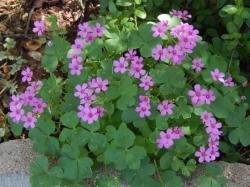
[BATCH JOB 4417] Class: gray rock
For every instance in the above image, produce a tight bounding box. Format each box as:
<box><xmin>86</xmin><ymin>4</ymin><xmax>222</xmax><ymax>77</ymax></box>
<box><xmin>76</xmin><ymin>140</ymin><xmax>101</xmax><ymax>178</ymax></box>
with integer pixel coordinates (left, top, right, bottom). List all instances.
<box><xmin>1</xmin><ymin>139</ymin><xmax>250</xmax><ymax>187</ymax></box>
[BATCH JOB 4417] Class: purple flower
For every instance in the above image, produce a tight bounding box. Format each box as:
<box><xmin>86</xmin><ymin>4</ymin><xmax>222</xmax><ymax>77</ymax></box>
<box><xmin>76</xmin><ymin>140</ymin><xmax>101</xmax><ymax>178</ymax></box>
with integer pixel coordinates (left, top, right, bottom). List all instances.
<box><xmin>166</xmin><ymin>45</ymin><xmax>185</xmax><ymax>65</ymax></box>
<box><xmin>89</xmin><ymin>77</ymin><xmax>109</xmax><ymax>93</ymax></box>
<box><xmin>171</xmin><ymin>127</ymin><xmax>184</xmax><ymax>140</ymax></box>
<box><xmin>22</xmin><ymin>112</ymin><xmax>37</xmax><ymax>128</ymax></box>
<box><xmin>124</xmin><ymin>50</ymin><xmax>137</xmax><ymax>60</ymax></box>
<box><xmin>188</xmin><ymin>84</ymin><xmax>206</xmax><ymax>106</ymax></box>
<box><xmin>129</xmin><ymin>62</ymin><xmax>146</xmax><ymax>79</ymax></box>
<box><xmin>95</xmin><ymin>106</ymin><xmax>105</xmax><ymax>118</ymax></box>
<box><xmin>31</xmin><ymin>98</ymin><xmax>47</xmax><ymax>113</ymax></box>
<box><xmin>206</xmin><ymin>121</ymin><xmax>222</xmax><ymax>135</ymax></box>
<box><xmin>9</xmin><ymin>105</ymin><xmax>24</xmax><ymax>123</ymax></box>
<box><xmin>113</xmin><ymin>57</ymin><xmax>128</xmax><ymax>74</ymax></box>
<box><xmin>78</xmin><ymin>22</ymin><xmax>90</xmax><ymax>38</ymax></box>
<box><xmin>211</xmin><ymin>69</ymin><xmax>225</xmax><ymax>82</ymax></box>
<box><xmin>157</xmin><ymin>100</ymin><xmax>175</xmax><ymax>116</ymax></box>
<box><xmin>72</xmin><ymin>38</ymin><xmax>84</xmax><ymax>49</ymax></box>
<box><xmin>21</xmin><ymin>67</ymin><xmax>33</xmax><ymax>82</ymax></box>
<box><xmin>26</xmin><ymin>81</ymin><xmax>43</xmax><ymax>94</ymax></box>
<box><xmin>93</xmin><ymin>23</ymin><xmax>104</xmax><ymax>37</ymax></box>
<box><xmin>135</xmin><ymin>96</ymin><xmax>151</xmax><ymax>118</ymax></box>
<box><xmin>78</xmin><ymin>105</ymin><xmax>98</xmax><ymax>124</ymax></box>
<box><xmin>74</xmin><ymin>83</ymin><xmax>89</xmax><ymax>99</ymax></box>
<box><xmin>156</xmin><ymin>130</ymin><xmax>174</xmax><ymax>149</ymax></box>
<box><xmin>192</xmin><ymin>58</ymin><xmax>204</xmax><ymax>72</ymax></box>
<box><xmin>207</xmin><ymin>147</ymin><xmax>220</xmax><ymax>161</ymax></box>
<box><xmin>195</xmin><ymin>146</ymin><xmax>211</xmax><ymax>163</ymax></box>
<box><xmin>152</xmin><ymin>44</ymin><xmax>168</xmax><ymax>61</ymax></box>
<box><xmin>169</xmin><ymin>9</ymin><xmax>192</xmax><ymax>21</ymax></box>
<box><xmin>203</xmin><ymin>89</ymin><xmax>216</xmax><ymax>104</ymax></box>
<box><xmin>200</xmin><ymin>111</ymin><xmax>214</xmax><ymax>125</ymax></box>
<box><xmin>139</xmin><ymin>75</ymin><xmax>154</xmax><ymax>91</ymax></box>
<box><xmin>223</xmin><ymin>76</ymin><xmax>235</xmax><ymax>87</ymax></box>
<box><xmin>32</xmin><ymin>20</ymin><xmax>45</xmax><ymax>36</ymax></box>
<box><xmin>69</xmin><ymin>61</ymin><xmax>83</xmax><ymax>76</ymax></box>
<box><xmin>131</xmin><ymin>56</ymin><xmax>143</xmax><ymax>65</ymax></box>
<box><xmin>151</xmin><ymin>21</ymin><xmax>168</xmax><ymax>38</ymax></box>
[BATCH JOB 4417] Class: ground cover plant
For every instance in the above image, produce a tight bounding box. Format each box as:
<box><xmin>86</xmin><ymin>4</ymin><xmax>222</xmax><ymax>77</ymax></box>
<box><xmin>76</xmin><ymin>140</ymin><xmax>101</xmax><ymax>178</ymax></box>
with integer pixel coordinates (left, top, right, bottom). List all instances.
<box><xmin>7</xmin><ymin>8</ymin><xmax>250</xmax><ymax>187</ymax></box>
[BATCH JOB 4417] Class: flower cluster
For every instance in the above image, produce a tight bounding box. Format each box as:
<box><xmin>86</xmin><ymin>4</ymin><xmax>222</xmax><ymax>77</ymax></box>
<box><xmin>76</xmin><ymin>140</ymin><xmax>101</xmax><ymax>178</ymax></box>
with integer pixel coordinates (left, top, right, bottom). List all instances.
<box><xmin>169</xmin><ymin>9</ymin><xmax>192</xmax><ymax>21</ymax></box>
<box><xmin>195</xmin><ymin>111</ymin><xmax>222</xmax><ymax>163</ymax></box>
<box><xmin>152</xmin><ymin>22</ymin><xmax>199</xmax><ymax>65</ymax></box>
<box><xmin>74</xmin><ymin>77</ymin><xmax>108</xmax><ymax>124</ymax></box>
<box><xmin>9</xmin><ymin>68</ymin><xmax>46</xmax><ymax>128</ymax></box>
<box><xmin>211</xmin><ymin>68</ymin><xmax>235</xmax><ymax>87</ymax></box>
<box><xmin>188</xmin><ymin>84</ymin><xmax>216</xmax><ymax>106</ymax></box>
<box><xmin>156</xmin><ymin>127</ymin><xmax>184</xmax><ymax>149</ymax></box>
<box><xmin>68</xmin><ymin>22</ymin><xmax>104</xmax><ymax>76</ymax></box>
<box><xmin>32</xmin><ymin>20</ymin><xmax>45</xmax><ymax>36</ymax></box>
<box><xmin>113</xmin><ymin>50</ymin><xmax>154</xmax><ymax>91</ymax></box>
<box><xmin>135</xmin><ymin>95</ymin><xmax>151</xmax><ymax>118</ymax></box>
<box><xmin>157</xmin><ymin>100</ymin><xmax>175</xmax><ymax>116</ymax></box>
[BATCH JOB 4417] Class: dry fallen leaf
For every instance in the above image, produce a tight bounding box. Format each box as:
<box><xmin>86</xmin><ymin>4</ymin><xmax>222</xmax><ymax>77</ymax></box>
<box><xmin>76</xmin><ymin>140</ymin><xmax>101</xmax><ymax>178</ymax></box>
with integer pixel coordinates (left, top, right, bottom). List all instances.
<box><xmin>24</xmin><ymin>38</ymin><xmax>46</xmax><ymax>51</ymax></box>
<box><xmin>28</xmin><ymin>51</ymin><xmax>42</xmax><ymax>61</ymax></box>
<box><xmin>0</xmin><ymin>23</ymin><xmax>7</xmax><ymax>32</ymax></box>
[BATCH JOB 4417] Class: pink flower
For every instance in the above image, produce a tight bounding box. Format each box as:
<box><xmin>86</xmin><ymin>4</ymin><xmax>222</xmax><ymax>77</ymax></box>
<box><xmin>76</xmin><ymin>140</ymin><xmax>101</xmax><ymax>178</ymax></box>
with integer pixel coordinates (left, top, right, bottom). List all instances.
<box><xmin>131</xmin><ymin>56</ymin><xmax>143</xmax><ymax>65</ymax></box>
<box><xmin>74</xmin><ymin>83</ymin><xmax>89</xmax><ymax>99</ymax></box>
<box><xmin>93</xmin><ymin>23</ymin><xmax>104</xmax><ymax>37</ymax></box>
<box><xmin>207</xmin><ymin>146</ymin><xmax>220</xmax><ymax>161</ymax></box>
<box><xmin>95</xmin><ymin>106</ymin><xmax>105</xmax><ymax>118</ymax></box>
<box><xmin>78</xmin><ymin>105</ymin><xmax>98</xmax><ymax>124</ymax></box>
<box><xmin>20</xmin><ymin>92</ymin><xmax>36</xmax><ymax>106</ymax></box>
<box><xmin>157</xmin><ymin>100</ymin><xmax>175</xmax><ymax>116</ymax></box>
<box><xmin>21</xmin><ymin>67</ymin><xmax>33</xmax><ymax>82</ymax></box>
<box><xmin>166</xmin><ymin>45</ymin><xmax>185</xmax><ymax>65</ymax></box>
<box><xmin>152</xmin><ymin>21</ymin><xmax>168</xmax><ymax>38</ymax></box>
<box><xmin>203</xmin><ymin>89</ymin><xmax>216</xmax><ymax>104</ymax></box>
<box><xmin>208</xmin><ymin>137</ymin><xmax>219</xmax><ymax>149</ymax></box>
<box><xmin>72</xmin><ymin>38</ymin><xmax>84</xmax><ymax>49</ymax></box>
<box><xmin>139</xmin><ymin>75</ymin><xmax>154</xmax><ymax>91</ymax></box>
<box><xmin>152</xmin><ymin>44</ymin><xmax>168</xmax><ymax>61</ymax></box>
<box><xmin>188</xmin><ymin>84</ymin><xmax>206</xmax><ymax>106</ymax></box>
<box><xmin>206</xmin><ymin>121</ymin><xmax>222</xmax><ymax>135</ymax></box>
<box><xmin>192</xmin><ymin>58</ymin><xmax>204</xmax><ymax>72</ymax></box>
<box><xmin>200</xmin><ymin>111</ymin><xmax>213</xmax><ymax>125</ymax></box>
<box><xmin>172</xmin><ymin>127</ymin><xmax>184</xmax><ymax>140</ymax></box>
<box><xmin>211</xmin><ymin>69</ymin><xmax>225</xmax><ymax>82</ymax></box>
<box><xmin>22</xmin><ymin>112</ymin><xmax>37</xmax><ymax>128</ymax></box>
<box><xmin>169</xmin><ymin>9</ymin><xmax>192</xmax><ymax>21</ymax></box>
<box><xmin>156</xmin><ymin>130</ymin><xmax>174</xmax><ymax>149</ymax></box>
<box><xmin>223</xmin><ymin>76</ymin><xmax>235</xmax><ymax>87</ymax></box>
<box><xmin>80</xmin><ymin>89</ymin><xmax>96</xmax><ymax>105</ymax></box>
<box><xmin>26</xmin><ymin>81</ymin><xmax>43</xmax><ymax>93</ymax></box>
<box><xmin>195</xmin><ymin>146</ymin><xmax>211</xmax><ymax>163</ymax></box>
<box><xmin>89</xmin><ymin>77</ymin><xmax>109</xmax><ymax>93</ymax></box>
<box><xmin>129</xmin><ymin>62</ymin><xmax>146</xmax><ymax>79</ymax></box>
<box><xmin>113</xmin><ymin>57</ymin><xmax>128</xmax><ymax>74</ymax></box>
<box><xmin>135</xmin><ymin>96</ymin><xmax>151</xmax><ymax>118</ymax></box>
<box><xmin>124</xmin><ymin>50</ymin><xmax>137</xmax><ymax>60</ymax></box>
<box><xmin>31</xmin><ymin>98</ymin><xmax>47</xmax><ymax>113</ymax></box>
<box><xmin>78</xmin><ymin>22</ymin><xmax>90</xmax><ymax>38</ymax></box>
<box><xmin>9</xmin><ymin>95</ymin><xmax>23</xmax><ymax>108</ymax></box>
<box><xmin>9</xmin><ymin>105</ymin><xmax>24</xmax><ymax>123</ymax></box>
<box><xmin>69</xmin><ymin>61</ymin><xmax>83</xmax><ymax>76</ymax></box>
<box><xmin>32</xmin><ymin>20</ymin><xmax>45</xmax><ymax>36</ymax></box>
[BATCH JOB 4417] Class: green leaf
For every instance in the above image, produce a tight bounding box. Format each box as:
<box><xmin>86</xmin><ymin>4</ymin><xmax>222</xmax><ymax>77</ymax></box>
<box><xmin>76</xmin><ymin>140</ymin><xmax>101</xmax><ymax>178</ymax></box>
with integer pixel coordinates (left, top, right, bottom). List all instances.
<box><xmin>135</xmin><ymin>7</ymin><xmax>147</xmax><ymax>19</ymax></box>
<box><xmin>58</xmin><ymin>157</ymin><xmax>93</xmax><ymax>180</ymax></box>
<box><xmin>162</xmin><ymin>171</ymin><xmax>183</xmax><ymax>187</ymax></box>
<box><xmin>60</xmin><ymin>111</ymin><xmax>79</xmax><ymax>128</ymax></box>
<box><xmin>30</xmin><ymin>155</ymin><xmax>49</xmax><ymax>175</ymax></box>
<box><xmin>196</xmin><ymin>176</ymin><xmax>221</xmax><ymax>187</ymax></box>
<box><xmin>88</xmin><ymin>133</ymin><xmax>107</xmax><ymax>154</ymax></box>
<box><xmin>160</xmin><ymin>152</ymin><xmax>174</xmax><ymax>170</ymax></box>
<box><xmin>126</xmin><ymin>146</ymin><xmax>146</xmax><ymax>169</ymax></box>
<box><xmin>221</xmin><ymin>5</ymin><xmax>238</xmax><ymax>15</ymax></box>
<box><xmin>112</xmin><ymin>123</ymin><xmax>135</xmax><ymax>148</ymax></box>
<box><xmin>225</xmin><ymin>106</ymin><xmax>246</xmax><ymax>127</ymax></box>
<box><xmin>104</xmin><ymin>147</ymin><xmax>127</xmax><ymax>170</ymax></box>
<box><xmin>41</xmin><ymin>55</ymin><xmax>58</xmax><ymax>73</ymax></box>
<box><xmin>116</xmin><ymin>0</ymin><xmax>132</xmax><ymax>6</ymax></box>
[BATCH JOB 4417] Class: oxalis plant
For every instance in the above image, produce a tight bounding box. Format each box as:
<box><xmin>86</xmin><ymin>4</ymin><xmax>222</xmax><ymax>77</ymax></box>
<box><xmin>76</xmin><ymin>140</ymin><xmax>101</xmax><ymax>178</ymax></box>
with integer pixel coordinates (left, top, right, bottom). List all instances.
<box><xmin>7</xmin><ymin>12</ymin><xmax>249</xmax><ymax>187</ymax></box>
